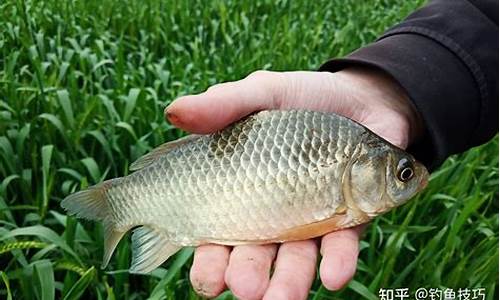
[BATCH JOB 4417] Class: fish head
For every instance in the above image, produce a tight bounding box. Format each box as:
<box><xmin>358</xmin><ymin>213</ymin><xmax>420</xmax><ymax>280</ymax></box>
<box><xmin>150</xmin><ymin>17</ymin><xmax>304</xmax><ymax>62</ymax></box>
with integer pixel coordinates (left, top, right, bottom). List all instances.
<box><xmin>383</xmin><ymin>148</ymin><xmax>429</xmax><ymax>207</ymax></box>
<box><xmin>347</xmin><ymin>138</ymin><xmax>429</xmax><ymax>216</ymax></box>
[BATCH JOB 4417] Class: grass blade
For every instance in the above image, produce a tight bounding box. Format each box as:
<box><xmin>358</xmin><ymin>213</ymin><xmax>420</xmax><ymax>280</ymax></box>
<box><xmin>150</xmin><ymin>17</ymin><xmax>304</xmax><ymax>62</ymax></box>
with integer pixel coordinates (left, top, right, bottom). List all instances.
<box><xmin>56</xmin><ymin>90</ymin><xmax>75</xmax><ymax>128</ymax></box>
<box><xmin>41</xmin><ymin>145</ymin><xmax>54</xmax><ymax>218</ymax></box>
<box><xmin>148</xmin><ymin>248</ymin><xmax>194</xmax><ymax>300</ymax></box>
<box><xmin>80</xmin><ymin>157</ymin><xmax>101</xmax><ymax>184</ymax></box>
<box><xmin>62</xmin><ymin>266</ymin><xmax>96</xmax><ymax>300</ymax></box>
<box><xmin>347</xmin><ymin>280</ymin><xmax>378</xmax><ymax>300</ymax></box>
<box><xmin>0</xmin><ymin>271</ymin><xmax>13</xmax><ymax>300</ymax></box>
<box><xmin>0</xmin><ymin>225</ymin><xmax>82</xmax><ymax>264</ymax></box>
<box><xmin>123</xmin><ymin>88</ymin><xmax>141</xmax><ymax>122</ymax></box>
<box><xmin>33</xmin><ymin>259</ymin><xmax>55</xmax><ymax>300</ymax></box>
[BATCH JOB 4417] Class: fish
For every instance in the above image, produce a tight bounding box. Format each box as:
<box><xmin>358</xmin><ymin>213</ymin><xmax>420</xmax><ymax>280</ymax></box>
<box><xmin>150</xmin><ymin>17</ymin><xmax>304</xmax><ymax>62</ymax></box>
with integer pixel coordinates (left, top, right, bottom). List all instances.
<box><xmin>61</xmin><ymin>109</ymin><xmax>429</xmax><ymax>274</ymax></box>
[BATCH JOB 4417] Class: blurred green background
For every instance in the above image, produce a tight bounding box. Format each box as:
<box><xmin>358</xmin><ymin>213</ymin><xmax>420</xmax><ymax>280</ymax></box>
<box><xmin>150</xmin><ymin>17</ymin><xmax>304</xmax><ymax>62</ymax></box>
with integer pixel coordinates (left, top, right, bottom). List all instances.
<box><xmin>0</xmin><ymin>0</ymin><xmax>497</xmax><ymax>299</ymax></box>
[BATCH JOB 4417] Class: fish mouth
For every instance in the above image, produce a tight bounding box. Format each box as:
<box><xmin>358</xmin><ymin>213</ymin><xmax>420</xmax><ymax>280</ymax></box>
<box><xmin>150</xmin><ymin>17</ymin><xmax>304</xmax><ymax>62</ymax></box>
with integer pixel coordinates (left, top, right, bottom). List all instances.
<box><xmin>419</xmin><ymin>176</ymin><xmax>428</xmax><ymax>190</ymax></box>
<box><xmin>418</xmin><ymin>166</ymin><xmax>430</xmax><ymax>191</ymax></box>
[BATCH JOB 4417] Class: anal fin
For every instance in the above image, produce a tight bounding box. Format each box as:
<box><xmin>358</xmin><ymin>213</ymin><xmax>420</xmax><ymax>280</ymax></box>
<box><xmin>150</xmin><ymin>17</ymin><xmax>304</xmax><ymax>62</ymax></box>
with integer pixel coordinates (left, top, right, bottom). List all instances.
<box><xmin>129</xmin><ymin>226</ymin><xmax>181</xmax><ymax>274</ymax></box>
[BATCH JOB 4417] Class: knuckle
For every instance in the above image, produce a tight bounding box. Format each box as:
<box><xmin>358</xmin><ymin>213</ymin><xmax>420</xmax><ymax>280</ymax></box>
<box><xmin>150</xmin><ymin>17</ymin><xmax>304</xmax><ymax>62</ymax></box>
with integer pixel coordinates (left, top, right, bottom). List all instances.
<box><xmin>206</xmin><ymin>82</ymin><xmax>228</xmax><ymax>92</ymax></box>
<box><xmin>245</xmin><ymin>70</ymin><xmax>286</xmax><ymax>108</ymax></box>
<box><xmin>282</xmin><ymin>242</ymin><xmax>318</xmax><ymax>262</ymax></box>
<box><xmin>246</xmin><ymin>70</ymin><xmax>275</xmax><ymax>80</ymax></box>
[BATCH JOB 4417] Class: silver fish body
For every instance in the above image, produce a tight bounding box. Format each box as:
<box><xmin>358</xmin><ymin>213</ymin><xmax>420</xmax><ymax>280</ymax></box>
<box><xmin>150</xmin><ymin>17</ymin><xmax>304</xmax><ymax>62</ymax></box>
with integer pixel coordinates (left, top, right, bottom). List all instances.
<box><xmin>62</xmin><ymin>109</ymin><xmax>428</xmax><ymax>273</ymax></box>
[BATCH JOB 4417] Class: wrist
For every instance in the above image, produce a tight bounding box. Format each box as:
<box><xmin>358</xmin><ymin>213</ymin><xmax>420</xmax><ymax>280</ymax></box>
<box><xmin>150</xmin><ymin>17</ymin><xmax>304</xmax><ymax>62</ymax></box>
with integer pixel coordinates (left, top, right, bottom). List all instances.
<box><xmin>333</xmin><ymin>66</ymin><xmax>424</xmax><ymax>149</ymax></box>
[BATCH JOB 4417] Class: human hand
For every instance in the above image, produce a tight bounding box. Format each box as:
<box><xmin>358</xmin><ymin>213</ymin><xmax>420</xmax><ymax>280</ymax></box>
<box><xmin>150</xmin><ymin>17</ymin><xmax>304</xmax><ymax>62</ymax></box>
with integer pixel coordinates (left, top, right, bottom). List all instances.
<box><xmin>165</xmin><ymin>67</ymin><xmax>422</xmax><ymax>299</ymax></box>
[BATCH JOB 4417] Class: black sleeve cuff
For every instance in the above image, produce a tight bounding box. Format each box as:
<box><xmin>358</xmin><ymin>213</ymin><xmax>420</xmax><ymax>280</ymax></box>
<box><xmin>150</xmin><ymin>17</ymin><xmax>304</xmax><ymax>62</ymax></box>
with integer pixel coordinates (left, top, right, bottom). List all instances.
<box><xmin>319</xmin><ymin>33</ymin><xmax>481</xmax><ymax>170</ymax></box>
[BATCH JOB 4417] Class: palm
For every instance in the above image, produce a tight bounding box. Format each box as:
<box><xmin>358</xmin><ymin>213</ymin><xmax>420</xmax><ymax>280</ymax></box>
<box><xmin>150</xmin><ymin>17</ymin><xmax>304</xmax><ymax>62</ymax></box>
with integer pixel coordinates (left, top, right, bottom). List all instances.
<box><xmin>166</xmin><ymin>68</ymin><xmax>414</xmax><ymax>299</ymax></box>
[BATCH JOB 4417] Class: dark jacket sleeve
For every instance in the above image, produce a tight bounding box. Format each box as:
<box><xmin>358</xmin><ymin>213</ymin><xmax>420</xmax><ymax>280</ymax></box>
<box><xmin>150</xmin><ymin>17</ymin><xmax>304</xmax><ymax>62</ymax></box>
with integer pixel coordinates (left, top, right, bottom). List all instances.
<box><xmin>319</xmin><ymin>0</ymin><xmax>499</xmax><ymax>170</ymax></box>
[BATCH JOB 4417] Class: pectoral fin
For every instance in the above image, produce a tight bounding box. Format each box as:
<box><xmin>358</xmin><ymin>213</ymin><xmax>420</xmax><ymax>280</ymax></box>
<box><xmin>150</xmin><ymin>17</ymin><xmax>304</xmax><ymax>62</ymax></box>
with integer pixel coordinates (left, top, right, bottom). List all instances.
<box><xmin>129</xmin><ymin>226</ymin><xmax>181</xmax><ymax>274</ymax></box>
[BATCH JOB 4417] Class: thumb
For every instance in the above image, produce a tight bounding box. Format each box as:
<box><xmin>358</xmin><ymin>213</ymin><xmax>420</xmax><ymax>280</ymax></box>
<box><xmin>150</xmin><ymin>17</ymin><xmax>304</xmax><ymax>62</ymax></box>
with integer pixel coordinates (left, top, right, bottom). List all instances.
<box><xmin>164</xmin><ymin>71</ymin><xmax>285</xmax><ymax>134</ymax></box>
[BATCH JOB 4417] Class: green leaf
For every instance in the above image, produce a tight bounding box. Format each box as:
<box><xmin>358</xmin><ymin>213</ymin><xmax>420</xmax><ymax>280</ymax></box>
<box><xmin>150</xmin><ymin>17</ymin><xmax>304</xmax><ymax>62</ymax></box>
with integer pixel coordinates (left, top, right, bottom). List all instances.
<box><xmin>57</xmin><ymin>62</ymin><xmax>70</xmax><ymax>83</ymax></box>
<box><xmin>41</xmin><ymin>145</ymin><xmax>54</xmax><ymax>218</ymax></box>
<box><xmin>99</xmin><ymin>95</ymin><xmax>120</xmax><ymax>121</ymax></box>
<box><xmin>49</xmin><ymin>211</ymin><xmax>93</xmax><ymax>244</ymax></box>
<box><xmin>213</xmin><ymin>291</ymin><xmax>235</xmax><ymax>300</ymax></box>
<box><xmin>148</xmin><ymin>247</ymin><xmax>194</xmax><ymax>300</ymax></box>
<box><xmin>0</xmin><ymin>271</ymin><xmax>13</xmax><ymax>300</ymax></box>
<box><xmin>123</xmin><ymin>88</ymin><xmax>141</xmax><ymax>122</ymax></box>
<box><xmin>91</xmin><ymin>59</ymin><xmax>114</xmax><ymax>73</ymax></box>
<box><xmin>0</xmin><ymin>225</ymin><xmax>82</xmax><ymax>264</ymax></box>
<box><xmin>347</xmin><ymin>280</ymin><xmax>378</xmax><ymax>300</ymax></box>
<box><xmin>33</xmin><ymin>259</ymin><xmax>55</xmax><ymax>300</ymax></box>
<box><xmin>57</xmin><ymin>89</ymin><xmax>75</xmax><ymax>128</ymax></box>
<box><xmin>57</xmin><ymin>168</ymin><xmax>84</xmax><ymax>182</ymax></box>
<box><xmin>62</xmin><ymin>267</ymin><xmax>96</xmax><ymax>300</ymax></box>
<box><xmin>115</xmin><ymin>121</ymin><xmax>137</xmax><ymax>140</ymax></box>
<box><xmin>0</xmin><ymin>194</ymin><xmax>15</xmax><ymax>223</ymax></box>
<box><xmin>80</xmin><ymin>157</ymin><xmax>101</xmax><ymax>184</ymax></box>
<box><xmin>1</xmin><ymin>174</ymin><xmax>20</xmax><ymax>195</ymax></box>
<box><xmin>38</xmin><ymin>113</ymin><xmax>66</xmax><ymax>139</ymax></box>
<box><xmin>15</xmin><ymin>123</ymin><xmax>31</xmax><ymax>161</ymax></box>
<box><xmin>86</xmin><ymin>130</ymin><xmax>113</xmax><ymax>161</ymax></box>
<box><xmin>0</xmin><ymin>136</ymin><xmax>16</xmax><ymax>173</ymax></box>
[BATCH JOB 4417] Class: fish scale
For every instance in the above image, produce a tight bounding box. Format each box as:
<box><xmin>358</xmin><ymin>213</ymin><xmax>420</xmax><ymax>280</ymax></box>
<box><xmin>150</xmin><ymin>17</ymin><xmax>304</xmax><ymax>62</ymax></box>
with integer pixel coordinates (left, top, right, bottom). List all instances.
<box><xmin>123</xmin><ymin>111</ymin><xmax>351</xmax><ymax>241</ymax></box>
<box><xmin>61</xmin><ymin>109</ymin><xmax>428</xmax><ymax>273</ymax></box>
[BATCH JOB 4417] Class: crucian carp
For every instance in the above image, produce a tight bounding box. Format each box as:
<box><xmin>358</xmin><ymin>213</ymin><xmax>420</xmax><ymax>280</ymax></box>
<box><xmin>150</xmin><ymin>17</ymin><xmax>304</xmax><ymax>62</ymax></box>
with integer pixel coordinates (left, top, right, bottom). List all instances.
<box><xmin>61</xmin><ymin>109</ymin><xmax>428</xmax><ymax>274</ymax></box>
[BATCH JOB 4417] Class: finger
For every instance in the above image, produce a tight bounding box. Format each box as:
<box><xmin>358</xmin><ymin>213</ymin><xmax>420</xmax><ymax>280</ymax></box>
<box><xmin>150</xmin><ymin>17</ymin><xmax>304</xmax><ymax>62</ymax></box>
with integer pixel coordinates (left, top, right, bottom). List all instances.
<box><xmin>190</xmin><ymin>244</ymin><xmax>230</xmax><ymax>298</ymax></box>
<box><xmin>165</xmin><ymin>71</ymin><xmax>285</xmax><ymax>134</ymax></box>
<box><xmin>319</xmin><ymin>226</ymin><xmax>364</xmax><ymax>291</ymax></box>
<box><xmin>224</xmin><ymin>244</ymin><xmax>277</xmax><ymax>300</ymax></box>
<box><xmin>263</xmin><ymin>240</ymin><xmax>318</xmax><ymax>300</ymax></box>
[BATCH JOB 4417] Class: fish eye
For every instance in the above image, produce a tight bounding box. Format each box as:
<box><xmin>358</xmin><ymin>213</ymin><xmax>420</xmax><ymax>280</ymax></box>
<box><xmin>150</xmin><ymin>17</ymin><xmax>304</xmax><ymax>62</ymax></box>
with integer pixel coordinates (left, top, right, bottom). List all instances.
<box><xmin>397</xmin><ymin>158</ymin><xmax>414</xmax><ymax>182</ymax></box>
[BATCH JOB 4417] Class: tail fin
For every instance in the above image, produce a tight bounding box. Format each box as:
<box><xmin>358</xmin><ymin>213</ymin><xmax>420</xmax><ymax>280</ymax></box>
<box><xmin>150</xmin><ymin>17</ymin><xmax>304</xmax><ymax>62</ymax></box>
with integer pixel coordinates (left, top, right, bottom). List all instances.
<box><xmin>61</xmin><ymin>179</ymin><xmax>128</xmax><ymax>269</ymax></box>
<box><xmin>61</xmin><ymin>180</ymin><xmax>113</xmax><ymax>221</ymax></box>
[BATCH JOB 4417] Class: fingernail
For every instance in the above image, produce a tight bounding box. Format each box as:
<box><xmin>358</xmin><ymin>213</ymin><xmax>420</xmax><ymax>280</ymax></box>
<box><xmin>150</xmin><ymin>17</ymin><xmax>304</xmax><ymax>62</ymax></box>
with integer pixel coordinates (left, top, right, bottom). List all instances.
<box><xmin>165</xmin><ymin>109</ymin><xmax>181</xmax><ymax>126</ymax></box>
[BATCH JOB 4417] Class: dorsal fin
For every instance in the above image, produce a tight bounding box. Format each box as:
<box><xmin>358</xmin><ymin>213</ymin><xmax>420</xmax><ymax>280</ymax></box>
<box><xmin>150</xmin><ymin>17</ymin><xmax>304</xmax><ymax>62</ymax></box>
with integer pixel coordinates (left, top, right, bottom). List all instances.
<box><xmin>129</xmin><ymin>134</ymin><xmax>201</xmax><ymax>171</ymax></box>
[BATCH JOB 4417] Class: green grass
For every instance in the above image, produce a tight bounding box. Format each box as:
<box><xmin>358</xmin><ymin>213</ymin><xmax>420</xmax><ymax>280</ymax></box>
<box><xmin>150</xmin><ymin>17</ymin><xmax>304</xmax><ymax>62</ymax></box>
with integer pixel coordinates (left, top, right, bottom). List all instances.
<box><xmin>0</xmin><ymin>0</ymin><xmax>497</xmax><ymax>299</ymax></box>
